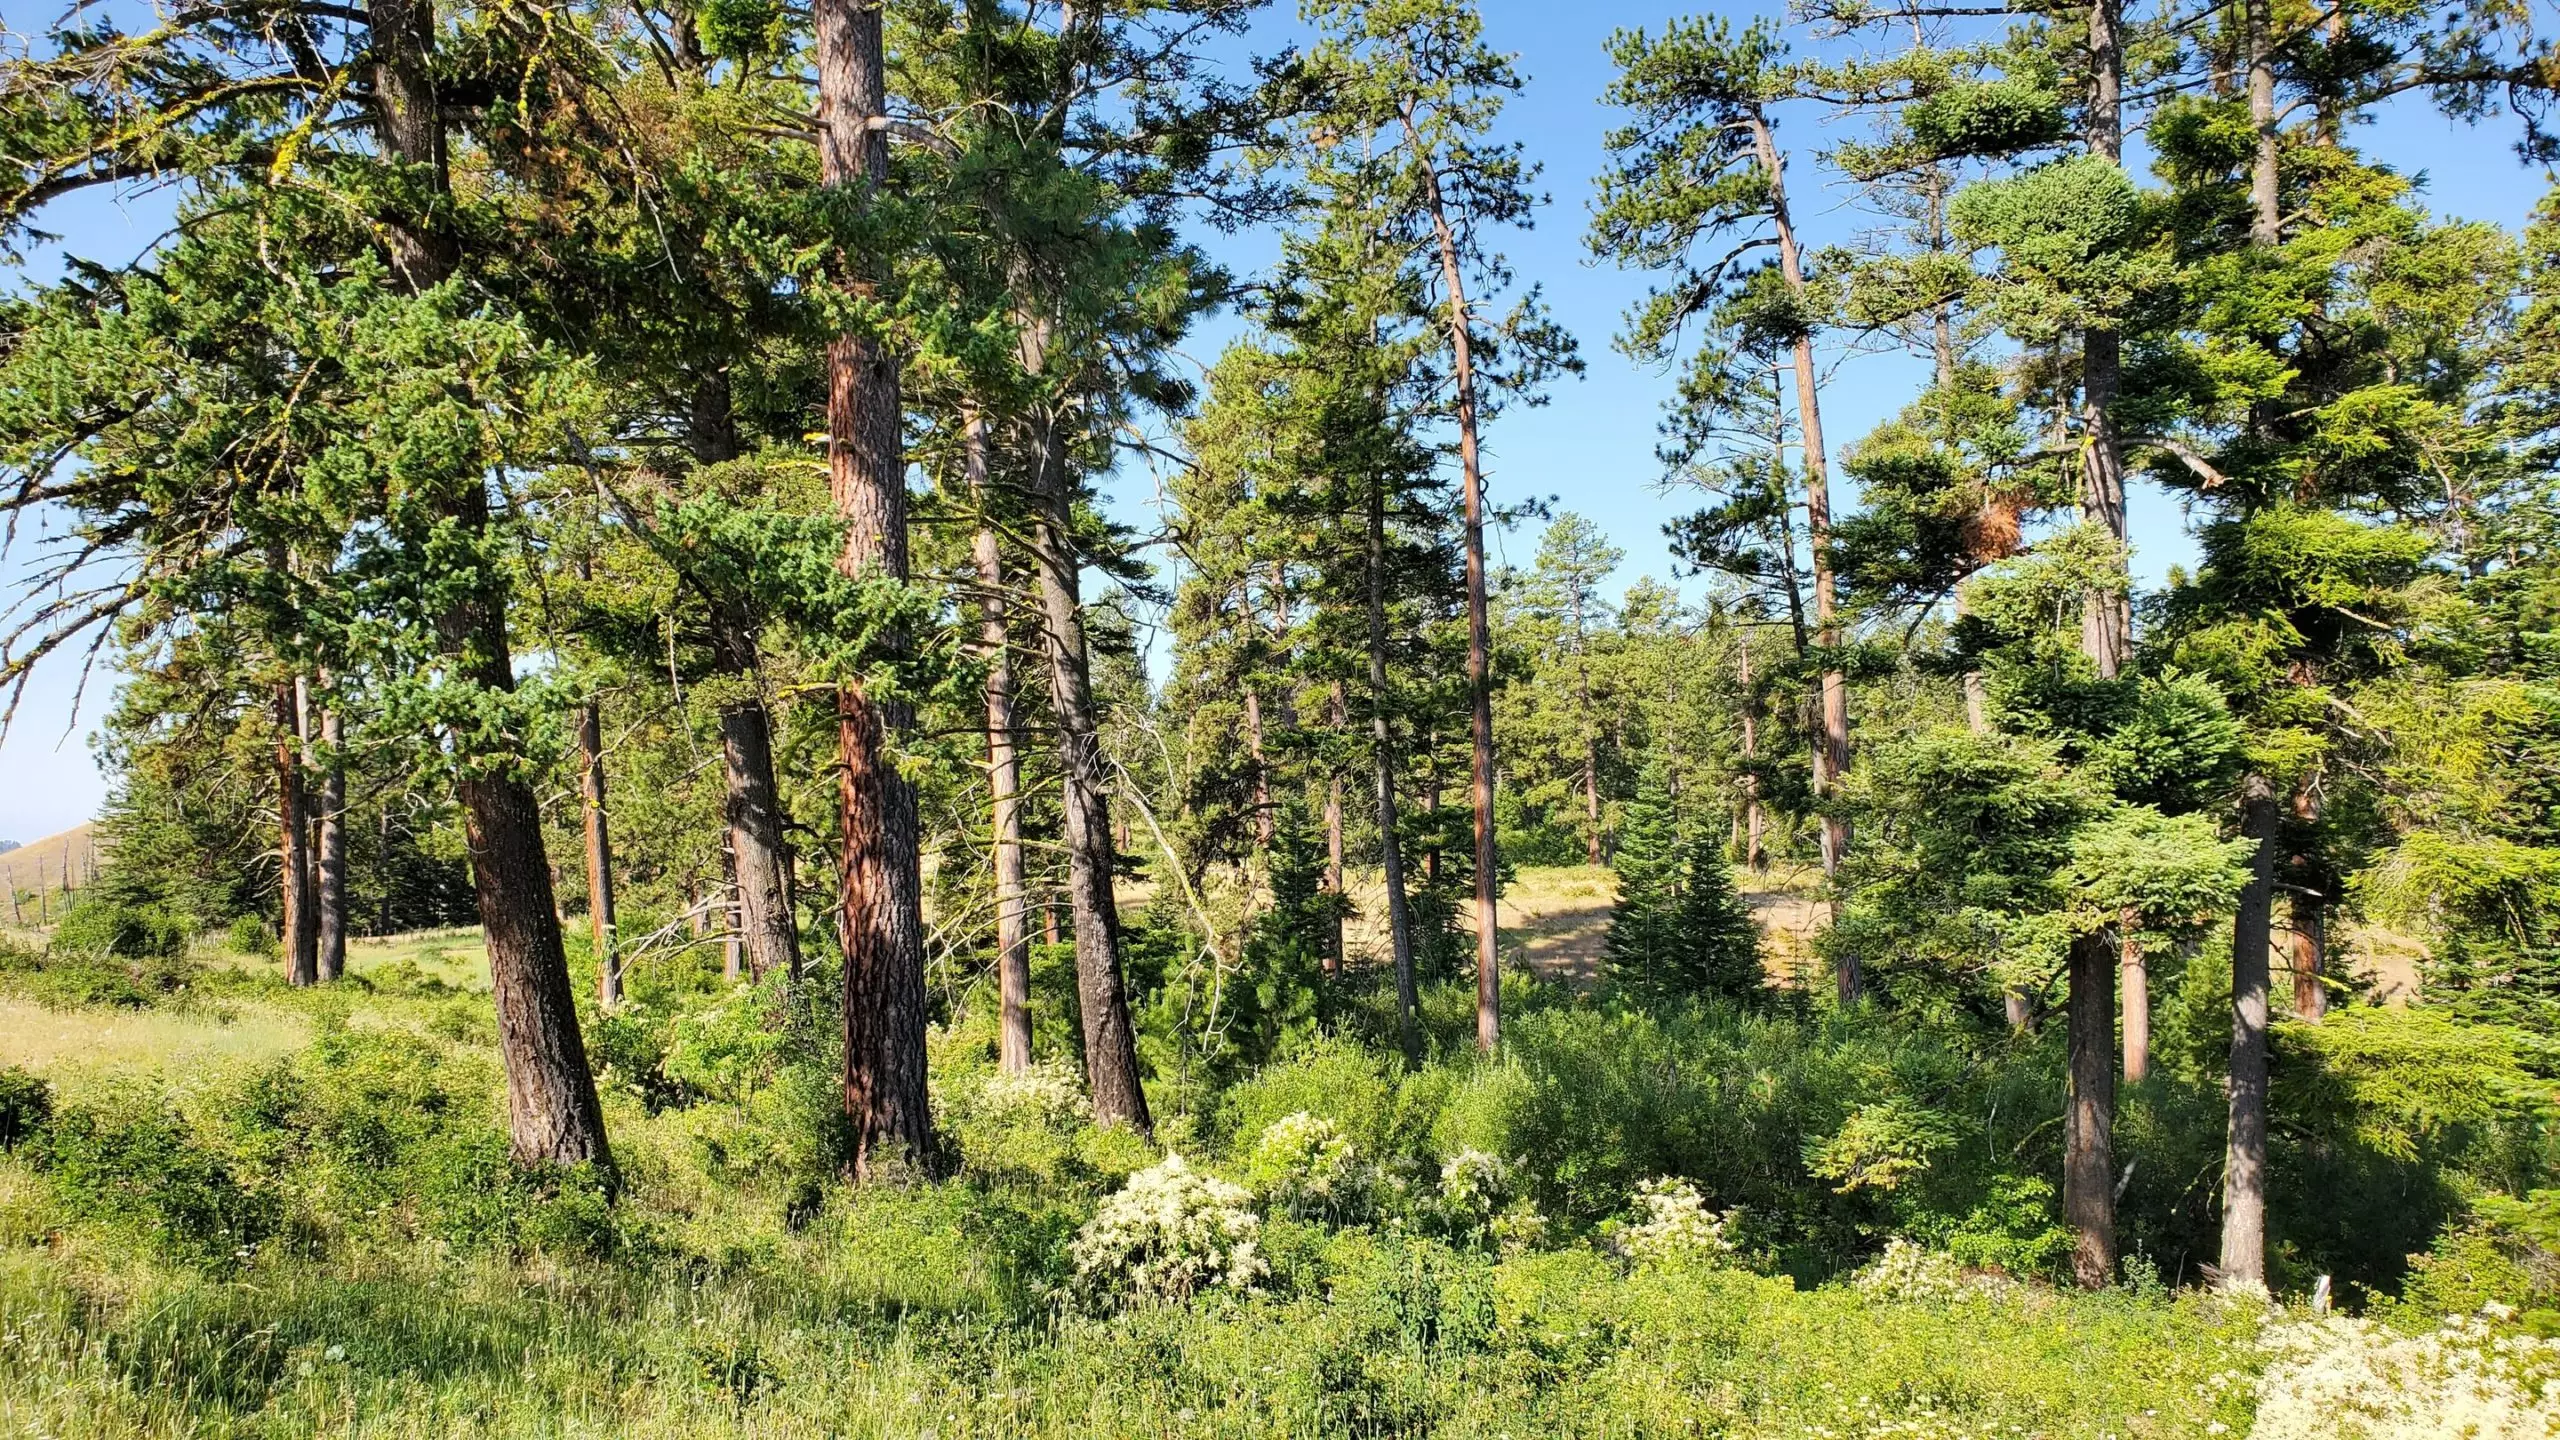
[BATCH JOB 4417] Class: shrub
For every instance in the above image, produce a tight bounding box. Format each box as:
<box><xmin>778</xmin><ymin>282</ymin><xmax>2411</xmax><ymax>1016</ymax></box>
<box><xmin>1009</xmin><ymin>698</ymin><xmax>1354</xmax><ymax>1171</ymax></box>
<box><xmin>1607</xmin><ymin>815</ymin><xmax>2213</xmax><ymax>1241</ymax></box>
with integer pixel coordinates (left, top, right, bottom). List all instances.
<box><xmin>1617</xmin><ymin>1177</ymin><xmax>1737</xmax><ymax>1265</ymax></box>
<box><xmin>1430</xmin><ymin>1148</ymin><xmax>1548</xmax><ymax>1253</ymax></box>
<box><xmin>942</xmin><ymin>1060</ymin><xmax>1094</xmax><ymax>1187</ymax></box>
<box><xmin>1243</xmin><ymin>1110</ymin><xmax>1361</xmax><ymax>1219</ymax></box>
<box><xmin>0</xmin><ymin>1066</ymin><xmax>52</xmax><ymax>1149</ymax></box>
<box><xmin>225</xmin><ymin>915</ymin><xmax>275</xmax><ymax>958</ymax></box>
<box><xmin>48</xmin><ymin>895</ymin><xmax>188</xmax><ymax>962</ymax></box>
<box><xmin>1851</xmin><ymin>1237</ymin><xmax>1978</xmax><ymax>1304</ymax></box>
<box><xmin>1070</xmin><ymin>1154</ymin><xmax>1267</xmax><ymax>1307</ymax></box>
<box><xmin>35</xmin><ymin>1091</ymin><xmax>279</xmax><ymax>1266</ymax></box>
<box><xmin>1</xmin><ymin>940</ymin><xmax>197</xmax><ymax>1010</ymax></box>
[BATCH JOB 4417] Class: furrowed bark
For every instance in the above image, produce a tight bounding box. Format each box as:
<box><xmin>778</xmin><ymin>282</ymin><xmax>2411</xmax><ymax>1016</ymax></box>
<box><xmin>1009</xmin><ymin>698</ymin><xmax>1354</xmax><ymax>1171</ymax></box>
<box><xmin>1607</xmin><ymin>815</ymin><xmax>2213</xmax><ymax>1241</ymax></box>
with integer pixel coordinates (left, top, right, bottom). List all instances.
<box><xmin>2064</xmin><ymin>925</ymin><xmax>2118</xmax><ymax>1288</ymax></box>
<box><xmin>818</xmin><ymin>0</ymin><xmax>933</xmax><ymax>1175</ymax></box>
<box><xmin>367</xmin><ymin>0</ymin><xmax>609</xmax><ymax>1174</ymax></box>
<box><xmin>2081</xmin><ymin>0</ymin><xmax>2132</xmax><ymax>676</ymax></box>
<box><xmin>694</xmin><ymin>375</ymin><xmax>801</xmax><ymax>987</ymax></box>
<box><xmin>2214</xmin><ymin>0</ymin><xmax>2286</xmax><ymax>1286</ymax></box>
<box><xmin>578</xmin><ymin>696</ymin><xmax>619</xmax><ymax>1006</ymax></box>
<box><xmin>275</xmin><ymin>679</ymin><xmax>316</xmax><ymax>987</ymax></box>
<box><xmin>2289</xmin><ymin>777</ymin><xmax>2326</xmax><ymax>1020</ymax></box>
<box><xmin>315</xmin><ymin>701</ymin><xmax>346</xmax><ymax>984</ymax></box>
<box><xmin>722</xmin><ymin>839</ymin><xmax>743</xmax><ymax>983</ymax></box>
<box><xmin>1369</xmin><ymin>471</ymin><xmax>1419</xmax><ymax>1061</ymax></box>
<box><xmin>968</xmin><ymin>414</ymin><xmax>1033</xmax><ymax>1073</ymax></box>
<box><xmin>1027</xmin><ymin>453</ymin><xmax>1151</xmax><ymax>1129</ymax></box>
<box><xmin>2222</xmin><ymin>774</ymin><xmax>2279</xmax><ymax>1287</ymax></box>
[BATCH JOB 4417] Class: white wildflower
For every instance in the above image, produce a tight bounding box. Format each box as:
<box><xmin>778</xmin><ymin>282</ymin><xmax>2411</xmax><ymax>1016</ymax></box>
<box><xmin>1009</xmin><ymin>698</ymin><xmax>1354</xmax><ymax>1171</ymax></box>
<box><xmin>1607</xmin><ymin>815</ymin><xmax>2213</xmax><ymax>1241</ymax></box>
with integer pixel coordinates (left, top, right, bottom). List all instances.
<box><xmin>1853</xmin><ymin>1238</ymin><xmax>1977</xmax><ymax>1304</ymax></box>
<box><xmin>1618</xmin><ymin>1177</ymin><xmax>1738</xmax><ymax>1265</ymax></box>
<box><xmin>2253</xmin><ymin>1306</ymin><xmax>2560</xmax><ymax>1440</ymax></box>
<box><xmin>1244</xmin><ymin>1111</ymin><xmax>1359</xmax><ymax>1216</ymax></box>
<box><xmin>1071</xmin><ymin>1154</ymin><xmax>1267</xmax><ymax>1307</ymax></box>
<box><xmin>969</xmin><ymin>1061</ymin><xmax>1091</xmax><ymax>1127</ymax></box>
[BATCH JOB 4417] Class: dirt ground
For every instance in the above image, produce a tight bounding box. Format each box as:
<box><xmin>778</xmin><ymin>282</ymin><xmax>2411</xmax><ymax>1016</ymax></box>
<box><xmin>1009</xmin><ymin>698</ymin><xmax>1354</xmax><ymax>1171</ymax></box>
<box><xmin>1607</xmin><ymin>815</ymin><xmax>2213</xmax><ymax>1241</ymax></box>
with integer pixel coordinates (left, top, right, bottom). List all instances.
<box><xmin>1336</xmin><ymin>862</ymin><xmax>1830</xmax><ymax>988</ymax></box>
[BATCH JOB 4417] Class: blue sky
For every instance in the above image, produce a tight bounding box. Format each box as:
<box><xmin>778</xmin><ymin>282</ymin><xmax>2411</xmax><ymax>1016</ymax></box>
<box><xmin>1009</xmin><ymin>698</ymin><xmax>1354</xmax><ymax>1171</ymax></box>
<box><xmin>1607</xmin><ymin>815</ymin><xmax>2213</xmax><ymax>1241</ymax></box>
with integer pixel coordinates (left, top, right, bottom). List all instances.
<box><xmin>1</xmin><ymin>0</ymin><xmax>2549</xmax><ymax>843</ymax></box>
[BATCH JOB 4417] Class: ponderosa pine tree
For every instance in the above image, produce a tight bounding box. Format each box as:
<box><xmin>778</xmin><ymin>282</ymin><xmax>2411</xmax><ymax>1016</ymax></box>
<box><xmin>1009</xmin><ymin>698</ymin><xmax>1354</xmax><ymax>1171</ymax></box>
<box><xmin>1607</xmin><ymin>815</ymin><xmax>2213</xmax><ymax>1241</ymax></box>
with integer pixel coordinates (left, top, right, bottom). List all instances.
<box><xmin>1297</xmin><ymin>0</ymin><xmax>1578</xmax><ymax>1051</ymax></box>
<box><xmin>1</xmin><ymin>1</ymin><xmax>618</xmax><ymax>1168</ymax></box>
<box><xmin>812</xmin><ymin>0</ymin><xmax>935</xmax><ymax>1175</ymax></box>
<box><xmin>1589</xmin><ymin>16</ymin><xmax>1861</xmax><ymax>1001</ymax></box>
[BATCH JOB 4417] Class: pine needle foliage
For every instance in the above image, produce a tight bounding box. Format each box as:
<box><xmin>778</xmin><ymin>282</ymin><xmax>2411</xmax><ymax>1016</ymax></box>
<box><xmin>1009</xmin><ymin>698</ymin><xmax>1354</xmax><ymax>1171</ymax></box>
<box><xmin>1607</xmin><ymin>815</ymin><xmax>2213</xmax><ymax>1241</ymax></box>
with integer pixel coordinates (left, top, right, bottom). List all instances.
<box><xmin>1605</xmin><ymin>766</ymin><xmax>1764</xmax><ymax>1006</ymax></box>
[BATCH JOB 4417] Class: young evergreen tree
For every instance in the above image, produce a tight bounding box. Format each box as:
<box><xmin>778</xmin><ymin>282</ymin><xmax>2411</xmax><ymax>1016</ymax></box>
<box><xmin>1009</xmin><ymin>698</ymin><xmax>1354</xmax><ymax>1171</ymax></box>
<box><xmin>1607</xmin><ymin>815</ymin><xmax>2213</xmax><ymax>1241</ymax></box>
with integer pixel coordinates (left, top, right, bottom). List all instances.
<box><xmin>1605</xmin><ymin>764</ymin><xmax>1763</xmax><ymax>1006</ymax></box>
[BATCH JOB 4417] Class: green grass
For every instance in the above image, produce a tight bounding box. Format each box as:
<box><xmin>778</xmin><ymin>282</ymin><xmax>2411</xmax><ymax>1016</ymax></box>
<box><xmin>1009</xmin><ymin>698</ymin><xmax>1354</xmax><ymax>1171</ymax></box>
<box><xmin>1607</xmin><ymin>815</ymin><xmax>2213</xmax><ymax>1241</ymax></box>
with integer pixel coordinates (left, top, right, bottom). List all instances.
<box><xmin>0</xmin><ymin>919</ymin><xmax>2542</xmax><ymax>1437</ymax></box>
<box><xmin>0</xmin><ymin>1171</ymin><xmax>2269</xmax><ymax>1438</ymax></box>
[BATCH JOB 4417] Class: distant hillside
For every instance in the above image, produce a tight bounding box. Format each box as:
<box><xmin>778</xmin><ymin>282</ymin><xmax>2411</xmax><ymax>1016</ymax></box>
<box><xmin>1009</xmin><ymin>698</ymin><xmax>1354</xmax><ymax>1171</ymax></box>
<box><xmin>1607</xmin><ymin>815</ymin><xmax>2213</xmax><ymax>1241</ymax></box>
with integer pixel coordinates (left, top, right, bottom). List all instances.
<box><xmin>0</xmin><ymin>823</ymin><xmax>99</xmax><ymax>915</ymax></box>
<box><xmin>0</xmin><ymin>839</ymin><xmax>17</xmax><ymax>854</ymax></box>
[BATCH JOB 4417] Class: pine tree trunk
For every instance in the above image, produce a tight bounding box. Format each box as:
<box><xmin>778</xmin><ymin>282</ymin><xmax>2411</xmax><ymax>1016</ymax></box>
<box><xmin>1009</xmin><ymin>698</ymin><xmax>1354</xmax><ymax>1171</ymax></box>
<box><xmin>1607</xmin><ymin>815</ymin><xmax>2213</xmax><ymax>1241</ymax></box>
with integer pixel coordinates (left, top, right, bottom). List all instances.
<box><xmin>2081</xmin><ymin>0</ymin><xmax>2132</xmax><ymax>676</ymax></box>
<box><xmin>1407</xmin><ymin>129</ymin><xmax>1502</xmax><ymax>1052</ymax></box>
<box><xmin>2043</xmin><ymin>0</ymin><xmax>2138</xmax><ymax>1267</ymax></box>
<box><xmin>1326</xmin><ymin>682</ymin><xmax>1348</xmax><ymax>976</ymax></box>
<box><xmin>275</xmin><ymin>681</ymin><xmax>316</xmax><ymax>987</ymax></box>
<box><xmin>316</xmin><ymin>702</ymin><xmax>346</xmax><ymax>983</ymax></box>
<box><xmin>1736</xmin><ymin>627</ymin><xmax>1768</xmax><ymax>874</ymax></box>
<box><xmin>2290</xmin><ymin>776</ymin><xmax>2326</xmax><ymax>1020</ymax></box>
<box><xmin>2247</xmin><ymin>0</ymin><xmax>2281</xmax><ymax>249</ymax></box>
<box><xmin>969</xmin><ymin>414</ymin><xmax>1033</xmax><ymax>1074</ymax></box>
<box><xmin>722</xmin><ymin>840</ymin><xmax>744</xmax><ymax>983</ymax></box>
<box><xmin>1245</xmin><ymin>687</ymin><xmax>1274</xmax><ymax>849</ymax></box>
<box><xmin>694</xmin><ymin>374</ymin><xmax>800</xmax><ymax>987</ymax></box>
<box><xmin>1749</xmin><ymin>112</ymin><xmax>1855</xmax><ymax>1001</ymax></box>
<box><xmin>366</xmin><ymin>0</ymin><xmax>609</xmax><ymax>1174</ymax></box>
<box><xmin>2222</xmin><ymin>774</ymin><xmax>2279</xmax><ymax>1287</ymax></box>
<box><xmin>715</xmin><ymin>680</ymin><xmax>798</xmax><ymax>983</ymax></box>
<box><xmin>375</xmin><ymin>808</ymin><xmax>392</xmax><ymax>937</ymax></box>
<box><xmin>1369</xmin><ymin>471</ymin><xmax>1420</xmax><ymax>1060</ymax></box>
<box><xmin>1029</xmin><ymin>490</ymin><xmax>1151</xmax><ymax>1129</ymax></box>
<box><xmin>1421</xmin><ymin>748</ymin><xmax>1444</xmax><ymax>886</ymax></box>
<box><xmin>2064</xmin><ymin>925</ymin><xmax>2118</xmax><ymax>1287</ymax></box>
<box><xmin>579</xmin><ymin>699</ymin><xmax>620</xmax><ymax>1006</ymax></box>
<box><xmin>818</xmin><ymin>0</ymin><xmax>933</xmax><ymax>1174</ymax></box>
<box><xmin>2121</xmin><ymin>916</ymin><xmax>2150</xmax><ymax>1083</ymax></box>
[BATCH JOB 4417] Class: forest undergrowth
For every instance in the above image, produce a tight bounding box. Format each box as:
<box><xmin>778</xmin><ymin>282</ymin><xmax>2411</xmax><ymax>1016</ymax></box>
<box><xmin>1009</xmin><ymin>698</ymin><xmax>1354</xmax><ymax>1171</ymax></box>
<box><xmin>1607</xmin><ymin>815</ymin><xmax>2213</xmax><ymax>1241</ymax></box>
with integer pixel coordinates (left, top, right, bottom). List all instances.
<box><xmin>0</xmin><ymin>900</ymin><xmax>2551</xmax><ymax>1439</ymax></box>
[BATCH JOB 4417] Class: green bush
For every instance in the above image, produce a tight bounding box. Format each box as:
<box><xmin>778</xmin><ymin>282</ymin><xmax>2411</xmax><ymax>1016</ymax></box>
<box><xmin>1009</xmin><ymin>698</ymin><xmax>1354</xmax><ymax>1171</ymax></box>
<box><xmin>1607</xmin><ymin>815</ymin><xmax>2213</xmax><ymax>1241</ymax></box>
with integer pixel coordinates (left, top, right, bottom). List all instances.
<box><xmin>0</xmin><ymin>1065</ymin><xmax>52</xmax><ymax>1149</ymax></box>
<box><xmin>225</xmin><ymin>914</ymin><xmax>276</xmax><ymax>958</ymax></box>
<box><xmin>35</xmin><ymin>1090</ymin><xmax>281</xmax><ymax>1266</ymax></box>
<box><xmin>48</xmin><ymin>894</ymin><xmax>188</xmax><ymax>961</ymax></box>
<box><xmin>0</xmin><ymin>936</ymin><xmax>198</xmax><ymax>1009</ymax></box>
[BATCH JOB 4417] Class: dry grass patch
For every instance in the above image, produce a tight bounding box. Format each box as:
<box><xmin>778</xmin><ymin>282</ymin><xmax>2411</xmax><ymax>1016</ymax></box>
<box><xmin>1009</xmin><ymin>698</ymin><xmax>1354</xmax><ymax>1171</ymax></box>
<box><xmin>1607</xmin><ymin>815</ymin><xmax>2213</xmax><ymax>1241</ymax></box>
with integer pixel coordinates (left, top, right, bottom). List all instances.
<box><xmin>0</xmin><ymin>996</ymin><xmax>308</xmax><ymax>1090</ymax></box>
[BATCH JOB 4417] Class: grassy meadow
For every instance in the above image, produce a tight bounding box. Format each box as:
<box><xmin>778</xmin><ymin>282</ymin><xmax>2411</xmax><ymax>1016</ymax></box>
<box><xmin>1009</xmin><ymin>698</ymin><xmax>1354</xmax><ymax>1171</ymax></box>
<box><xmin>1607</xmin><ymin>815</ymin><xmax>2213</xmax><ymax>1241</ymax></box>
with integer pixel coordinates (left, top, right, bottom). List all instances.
<box><xmin>0</xmin><ymin>868</ymin><xmax>2551</xmax><ymax>1438</ymax></box>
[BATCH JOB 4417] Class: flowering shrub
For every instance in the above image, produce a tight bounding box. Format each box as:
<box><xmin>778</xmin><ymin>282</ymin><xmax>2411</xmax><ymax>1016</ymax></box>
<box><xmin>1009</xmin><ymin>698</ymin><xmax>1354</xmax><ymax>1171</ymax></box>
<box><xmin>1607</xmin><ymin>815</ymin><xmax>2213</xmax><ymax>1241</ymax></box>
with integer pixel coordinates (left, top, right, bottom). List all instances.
<box><xmin>972</xmin><ymin>1062</ymin><xmax>1093</xmax><ymax>1128</ymax></box>
<box><xmin>1070</xmin><ymin>1155</ymin><xmax>1267</xmax><ymax>1307</ymax></box>
<box><xmin>1439</xmin><ymin>1147</ymin><xmax>1511</xmax><ymax>1215</ymax></box>
<box><xmin>1853</xmin><ymin>1238</ymin><xmax>1977</xmax><ymax>1304</ymax></box>
<box><xmin>2252</xmin><ymin>1305</ymin><xmax>2560</xmax><ymax>1440</ymax></box>
<box><xmin>1433</xmin><ymin>1148</ymin><xmax>1547</xmax><ymax>1253</ymax></box>
<box><xmin>940</xmin><ymin>1061</ymin><xmax>1092</xmax><ymax>1185</ymax></box>
<box><xmin>1243</xmin><ymin>1110</ymin><xmax>1361</xmax><ymax>1218</ymax></box>
<box><xmin>1618</xmin><ymin>1177</ymin><xmax>1737</xmax><ymax>1265</ymax></box>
